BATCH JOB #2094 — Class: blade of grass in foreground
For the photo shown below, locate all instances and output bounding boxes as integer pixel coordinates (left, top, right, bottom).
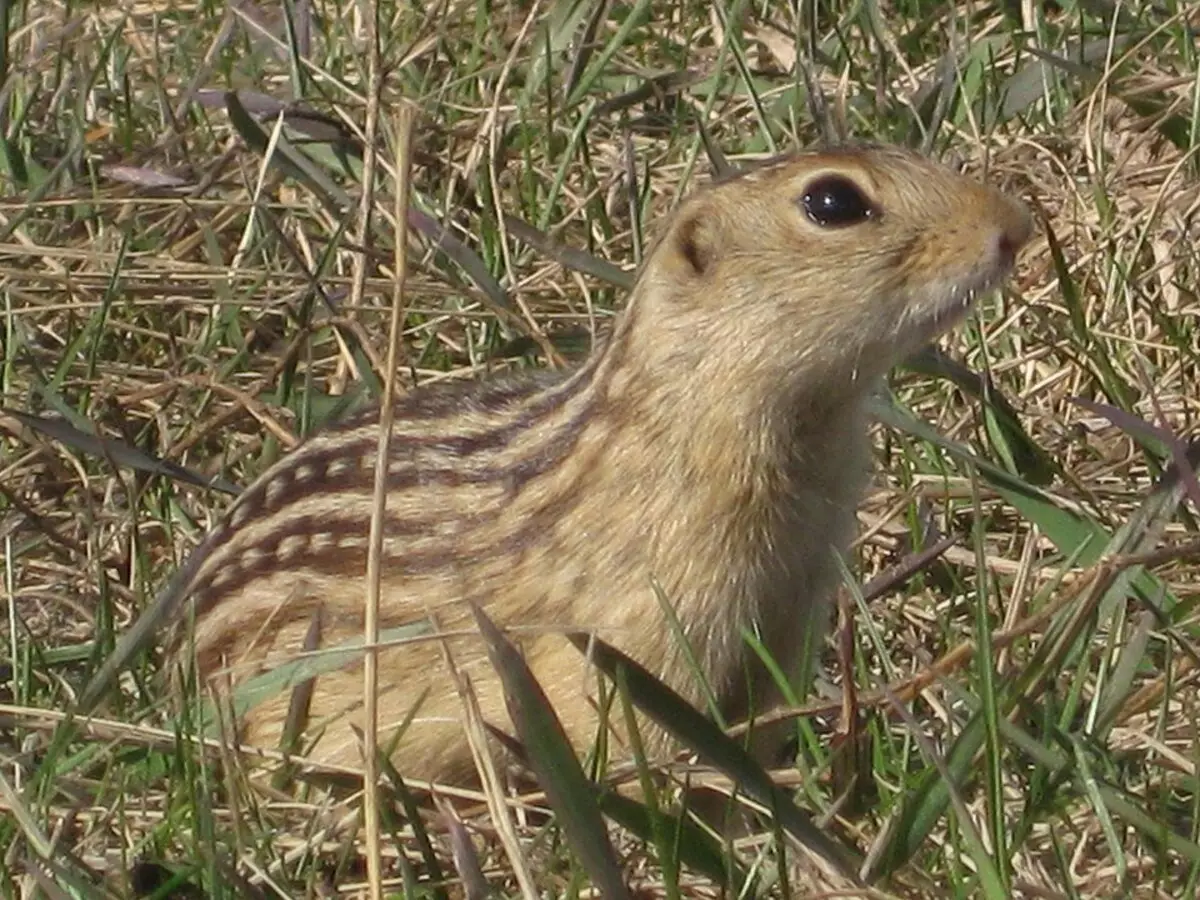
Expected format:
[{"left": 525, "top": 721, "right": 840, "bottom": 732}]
[
  {"left": 609, "top": 663, "right": 735, "bottom": 895},
  {"left": 216, "top": 621, "right": 436, "bottom": 728},
  {"left": 3, "top": 407, "right": 240, "bottom": 495},
  {"left": 597, "top": 786, "right": 743, "bottom": 890},
  {"left": 567, "top": 632, "right": 863, "bottom": 883},
  {"left": 904, "top": 345, "right": 1057, "bottom": 485},
  {"left": 471, "top": 604, "right": 632, "bottom": 900}
]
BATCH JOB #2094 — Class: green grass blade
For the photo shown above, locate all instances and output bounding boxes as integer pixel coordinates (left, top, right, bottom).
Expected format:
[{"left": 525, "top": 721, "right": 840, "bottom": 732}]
[
  {"left": 566, "top": 632, "right": 862, "bottom": 881},
  {"left": 472, "top": 605, "right": 632, "bottom": 900}
]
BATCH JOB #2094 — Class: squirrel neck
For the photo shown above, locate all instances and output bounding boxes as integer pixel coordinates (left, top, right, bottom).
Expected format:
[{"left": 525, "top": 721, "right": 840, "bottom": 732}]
[
  {"left": 580, "top": 271, "right": 876, "bottom": 502},
  {"left": 556, "top": 284, "right": 871, "bottom": 707}
]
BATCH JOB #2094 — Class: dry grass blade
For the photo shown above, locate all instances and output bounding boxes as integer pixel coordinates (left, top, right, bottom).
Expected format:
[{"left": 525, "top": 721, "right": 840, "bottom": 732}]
[
  {"left": 441, "top": 650, "right": 540, "bottom": 900},
  {"left": 0, "top": 767, "right": 51, "bottom": 859},
  {"left": 21, "top": 858, "right": 100, "bottom": 900},
  {"left": 355, "top": 20, "right": 394, "bottom": 897}
]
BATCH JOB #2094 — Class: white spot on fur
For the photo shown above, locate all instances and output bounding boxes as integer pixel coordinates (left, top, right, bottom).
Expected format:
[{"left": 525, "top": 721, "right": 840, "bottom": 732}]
[
  {"left": 264, "top": 476, "right": 286, "bottom": 506},
  {"left": 275, "top": 533, "right": 308, "bottom": 561},
  {"left": 309, "top": 532, "right": 336, "bottom": 553},
  {"left": 336, "top": 535, "right": 368, "bottom": 551},
  {"left": 229, "top": 503, "right": 251, "bottom": 530}
]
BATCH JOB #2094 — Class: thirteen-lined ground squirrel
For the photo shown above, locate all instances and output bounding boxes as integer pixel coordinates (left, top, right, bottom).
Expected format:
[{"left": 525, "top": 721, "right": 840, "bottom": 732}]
[{"left": 85, "top": 144, "right": 1032, "bottom": 784}]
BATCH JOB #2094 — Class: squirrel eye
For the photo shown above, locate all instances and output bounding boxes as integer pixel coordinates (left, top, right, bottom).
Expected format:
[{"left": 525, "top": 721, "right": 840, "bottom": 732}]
[{"left": 800, "top": 175, "right": 875, "bottom": 227}]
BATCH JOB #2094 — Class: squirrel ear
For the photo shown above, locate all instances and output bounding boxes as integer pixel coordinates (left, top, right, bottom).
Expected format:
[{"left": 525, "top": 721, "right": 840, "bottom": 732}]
[{"left": 672, "top": 206, "right": 719, "bottom": 277}]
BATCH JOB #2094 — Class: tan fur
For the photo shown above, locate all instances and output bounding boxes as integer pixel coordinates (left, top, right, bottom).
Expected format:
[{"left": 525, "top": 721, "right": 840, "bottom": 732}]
[{"left": 95, "top": 144, "right": 1033, "bottom": 782}]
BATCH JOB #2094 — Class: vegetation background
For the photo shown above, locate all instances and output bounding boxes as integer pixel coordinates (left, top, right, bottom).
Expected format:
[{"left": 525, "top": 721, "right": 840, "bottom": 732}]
[{"left": 0, "top": 0, "right": 1197, "bottom": 898}]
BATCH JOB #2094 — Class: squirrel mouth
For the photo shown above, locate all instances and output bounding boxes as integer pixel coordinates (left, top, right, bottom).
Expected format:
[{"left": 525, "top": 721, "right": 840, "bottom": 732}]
[{"left": 912, "top": 262, "right": 1016, "bottom": 340}]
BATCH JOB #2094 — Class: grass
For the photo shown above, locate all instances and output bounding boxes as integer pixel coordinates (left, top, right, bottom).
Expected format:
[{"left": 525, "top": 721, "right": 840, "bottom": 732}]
[{"left": 1, "top": 0, "right": 1199, "bottom": 897}]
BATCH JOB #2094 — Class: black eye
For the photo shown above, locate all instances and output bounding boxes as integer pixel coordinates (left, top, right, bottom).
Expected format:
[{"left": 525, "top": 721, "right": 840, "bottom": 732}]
[{"left": 800, "top": 175, "right": 875, "bottom": 227}]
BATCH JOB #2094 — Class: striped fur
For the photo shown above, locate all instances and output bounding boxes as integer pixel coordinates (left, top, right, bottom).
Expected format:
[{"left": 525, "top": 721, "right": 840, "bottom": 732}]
[{"left": 91, "top": 144, "right": 1033, "bottom": 784}]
